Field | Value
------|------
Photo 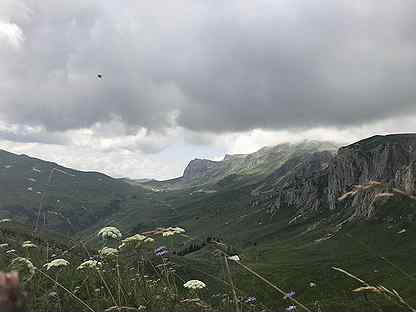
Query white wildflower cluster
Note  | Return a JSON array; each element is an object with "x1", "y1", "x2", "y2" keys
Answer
[
  {"x1": 183, "y1": 279, "x2": 207, "y2": 290},
  {"x1": 44, "y1": 259, "x2": 70, "y2": 271},
  {"x1": 48, "y1": 291, "x2": 58, "y2": 298},
  {"x1": 161, "y1": 227, "x2": 186, "y2": 237},
  {"x1": 77, "y1": 260, "x2": 102, "y2": 270},
  {"x1": 99, "y1": 247, "x2": 119, "y2": 258},
  {"x1": 10, "y1": 257, "x2": 36, "y2": 281},
  {"x1": 227, "y1": 255, "x2": 240, "y2": 261},
  {"x1": 98, "y1": 227, "x2": 122, "y2": 240},
  {"x1": 22, "y1": 241, "x2": 38, "y2": 249},
  {"x1": 119, "y1": 234, "x2": 154, "y2": 250}
]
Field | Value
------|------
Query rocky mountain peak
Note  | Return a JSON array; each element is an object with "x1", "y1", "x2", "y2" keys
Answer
[
  {"x1": 328, "y1": 134, "x2": 416, "y2": 211},
  {"x1": 252, "y1": 133, "x2": 416, "y2": 222},
  {"x1": 182, "y1": 158, "x2": 219, "y2": 183},
  {"x1": 223, "y1": 154, "x2": 247, "y2": 161}
]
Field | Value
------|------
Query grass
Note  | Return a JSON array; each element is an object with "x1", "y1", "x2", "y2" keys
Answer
[{"x1": 1, "y1": 205, "x2": 416, "y2": 312}]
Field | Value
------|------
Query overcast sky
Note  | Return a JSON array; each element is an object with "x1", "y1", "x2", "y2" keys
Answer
[{"x1": 1, "y1": 0, "x2": 416, "y2": 179}]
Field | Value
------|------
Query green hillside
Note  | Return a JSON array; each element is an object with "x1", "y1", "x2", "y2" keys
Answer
[{"x1": 0, "y1": 149, "x2": 164, "y2": 234}]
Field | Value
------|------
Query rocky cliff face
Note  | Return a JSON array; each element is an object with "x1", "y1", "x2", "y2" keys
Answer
[
  {"x1": 252, "y1": 134, "x2": 416, "y2": 221},
  {"x1": 395, "y1": 160, "x2": 416, "y2": 194},
  {"x1": 182, "y1": 159, "x2": 222, "y2": 183},
  {"x1": 251, "y1": 151, "x2": 333, "y2": 217},
  {"x1": 328, "y1": 134, "x2": 416, "y2": 211}
]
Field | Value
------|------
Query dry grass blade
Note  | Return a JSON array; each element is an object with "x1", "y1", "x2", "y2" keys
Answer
[
  {"x1": 37, "y1": 268, "x2": 96, "y2": 312},
  {"x1": 105, "y1": 306, "x2": 140, "y2": 312},
  {"x1": 332, "y1": 267, "x2": 416, "y2": 312},
  {"x1": 332, "y1": 267, "x2": 367, "y2": 285},
  {"x1": 234, "y1": 258, "x2": 313, "y2": 312},
  {"x1": 224, "y1": 255, "x2": 241, "y2": 312}
]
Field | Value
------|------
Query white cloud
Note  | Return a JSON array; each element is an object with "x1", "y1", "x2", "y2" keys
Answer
[
  {"x1": 0, "y1": 21, "x2": 24, "y2": 48},
  {"x1": 216, "y1": 115, "x2": 416, "y2": 155},
  {"x1": 0, "y1": 140, "x2": 182, "y2": 180},
  {"x1": 1, "y1": 1, "x2": 416, "y2": 180}
]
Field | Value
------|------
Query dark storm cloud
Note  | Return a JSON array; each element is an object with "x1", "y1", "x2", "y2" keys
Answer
[
  {"x1": 2, "y1": 0, "x2": 416, "y2": 139},
  {"x1": 0, "y1": 127, "x2": 69, "y2": 144}
]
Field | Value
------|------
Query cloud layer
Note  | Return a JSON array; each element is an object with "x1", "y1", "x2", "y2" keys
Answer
[{"x1": 1, "y1": 1, "x2": 416, "y2": 178}]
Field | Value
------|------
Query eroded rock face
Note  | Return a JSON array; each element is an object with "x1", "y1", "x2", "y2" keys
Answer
[
  {"x1": 251, "y1": 151, "x2": 333, "y2": 216},
  {"x1": 395, "y1": 160, "x2": 416, "y2": 194},
  {"x1": 182, "y1": 159, "x2": 221, "y2": 183},
  {"x1": 252, "y1": 134, "x2": 416, "y2": 221},
  {"x1": 328, "y1": 134, "x2": 416, "y2": 211}
]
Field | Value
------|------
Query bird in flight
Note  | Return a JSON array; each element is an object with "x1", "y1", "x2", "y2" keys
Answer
[{"x1": 97, "y1": 73, "x2": 102, "y2": 79}]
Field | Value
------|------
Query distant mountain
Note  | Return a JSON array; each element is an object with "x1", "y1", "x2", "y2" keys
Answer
[
  {"x1": 0, "y1": 149, "x2": 149, "y2": 233},
  {"x1": 132, "y1": 134, "x2": 416, "y2": 245},
  {"x1": 3, "y1": 134, "x2": 416, "y2": 241},
  {"x1": 120, "y1": 177, "x2": 158, "y2": 185},
  {"x1": 144, "y1": 141, "x2": 338, "y2": 190},
  {"x1": 252, "y1": 134, "x2": 416, "y2": 224}
]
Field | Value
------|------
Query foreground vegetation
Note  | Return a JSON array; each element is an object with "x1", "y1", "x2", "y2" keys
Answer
[{"x1": 1, "y1": 216, "x2": 416, "y2": 312}]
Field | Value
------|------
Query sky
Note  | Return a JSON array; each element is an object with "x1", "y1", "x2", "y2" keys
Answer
[{"x1": 1, "y1": 0, "x2": 416, "y2": 179}]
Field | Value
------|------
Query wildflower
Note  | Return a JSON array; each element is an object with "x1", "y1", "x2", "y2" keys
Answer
[
  {"x1": 6, "y1": 249, "x2": 16, "y2": 254},
  {"x1": 286, "y1": 305, "x2": 297, "y2": 311},
  {"x1": 98, "y1": 226, "x2": 122, "y2": 240},
  {"x1": 99, "y1": 247, "x2": 119, "y2": 258},
  {"x1": 183, "y1": 280, "x2": 206, "y2": 290},
  {"x1": 309, "y1": 282, "x2": 317, "y2": 288},
  {"x1": 22, "y1": 241, "x2": 37, "y2": 249},
  {"x1": 44, "y1": 259, "x2": 70, "y2": 271},
  {"x1": 169, "y1": 227, "x2": 185, "y2": 234},
  {"x1": 155, "y1": 246, "x2": 169, "y2": 257},
  {"x1": 227, "y1": 255, "x2": 240, "y2": 261},
  {"x1": 0, "y1": 243, "x2": 9, "y2": 248},
  {"x1": 10, "y1": 257, "x2": 36, "y2": 282},
  {"x1": 245, "y1": 296, "x2": 256, "y2": 304},
  {"x1": 77, "y1": 260, "x2": 102, "y2": 270},
  {"x1": 48, "y1": 291, "x2": 58, "y2": 298},
  {"x1": 119, "y1": 234, "x2": 154, "y2": 250},
  {"x1": 161, "y1": 227, "x2": 186, "y2": 237},
  {"x1": 283, "y1": 291, "x2": 296, "y2": 300},
  {"x1": 124, "y1": 233, "x2": 147, "y2": 242},
  {"x1": 163, "y1": 230, "x2": 176, "y2": 237}
]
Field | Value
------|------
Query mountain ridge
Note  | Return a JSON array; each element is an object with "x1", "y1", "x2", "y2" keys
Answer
[
  {"x1": 2, "y1": 134, "x2": 416, "y2": 240},
  {"x1": 143, "y1": 140, "x2": 338, "y2": 190}
]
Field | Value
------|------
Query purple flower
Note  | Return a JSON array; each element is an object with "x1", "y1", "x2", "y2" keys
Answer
[
  {"x1": 245, "y1": 296, "x2": 256, "y2": 304},
  {"x1": 283, "y1": 291, "x2": 296, "y2": 300},
  {"x1": 155, "y1": 246, "x2": 169, "y2": 257}
]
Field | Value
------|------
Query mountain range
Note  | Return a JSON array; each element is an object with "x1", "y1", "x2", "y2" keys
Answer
[{"x1": 1, "y1": 134, "x2": 416, "y2": 242}]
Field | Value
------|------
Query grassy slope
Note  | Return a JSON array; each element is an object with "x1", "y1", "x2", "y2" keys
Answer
[
  {"x1": 0, "y1": 149, "x2": 173, "y2": 235},
  {"x1": 176, "y1": 220, "x2": 416, "y2": 312}
]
